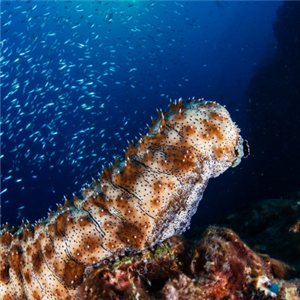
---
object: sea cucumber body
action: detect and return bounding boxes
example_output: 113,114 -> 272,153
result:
0,99 -> 246,299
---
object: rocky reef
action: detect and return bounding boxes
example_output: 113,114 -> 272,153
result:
214,191 -> 300,280
77,226 -> 300,300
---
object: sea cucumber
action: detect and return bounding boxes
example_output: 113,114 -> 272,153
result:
0,98 -> 248,300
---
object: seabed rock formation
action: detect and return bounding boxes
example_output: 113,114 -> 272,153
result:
77,226 -> 300,300
214,191 -> 300,279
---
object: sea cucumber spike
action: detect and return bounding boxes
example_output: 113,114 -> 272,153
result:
48,210 -> 55,222
33,223 -> 40,232
22,225 -> 34,243
161,116 -> 166,127
63,197 -> 72,208
73,194 -> 80,205
0,99 -> 248,299
151,116 -> 158,127
156,110 -> 162,121
102,166 -> 108,175
148,124 -> 154,134
124,150 -> 129,160
151,116 -> 155,125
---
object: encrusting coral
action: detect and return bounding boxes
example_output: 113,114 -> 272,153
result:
214,192 -> 300,278
0,98 -> 249,299
77,226 -> 300,300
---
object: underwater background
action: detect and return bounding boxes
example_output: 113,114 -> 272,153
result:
1,0 -> 300,233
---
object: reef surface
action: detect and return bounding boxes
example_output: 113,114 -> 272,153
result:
77,226 -> 300,300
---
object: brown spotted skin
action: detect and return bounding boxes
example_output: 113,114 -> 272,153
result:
0,99 -> 247,299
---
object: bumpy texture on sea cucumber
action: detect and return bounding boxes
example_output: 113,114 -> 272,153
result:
0,98 -> 247,300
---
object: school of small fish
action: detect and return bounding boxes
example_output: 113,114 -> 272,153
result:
0,1 -> 218,225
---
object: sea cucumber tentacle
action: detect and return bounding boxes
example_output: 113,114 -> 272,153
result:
0,98 -> 248,300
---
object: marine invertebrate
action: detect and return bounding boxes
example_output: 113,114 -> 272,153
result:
0,98 -> 248,299
162,227 -> 300,300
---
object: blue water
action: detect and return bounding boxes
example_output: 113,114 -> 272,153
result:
1,1 -> 282,228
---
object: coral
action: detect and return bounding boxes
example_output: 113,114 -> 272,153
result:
0,99 -> 248,299
211,192 -> 300,277
75,227 -> 300,300
77,236 -> 186,300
